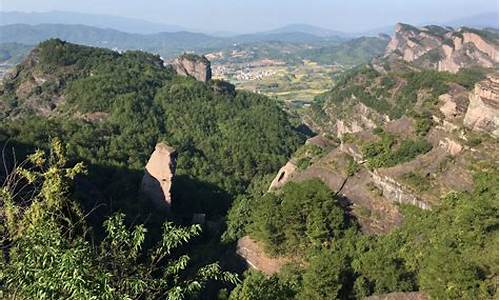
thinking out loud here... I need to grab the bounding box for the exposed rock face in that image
[171,54,212,82]
[438,138,463,156]
[236,236,287,275]
[327,102,384,138]
[371,170,431,210]
[1,47,65,117]
[385,23,498,73]
[141,143,177,210]
[268,161,297,191]
[386,24,444,62]
[364,292,428,300]
[464,75,499,136]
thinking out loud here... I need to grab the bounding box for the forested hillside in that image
[0,39,306,298]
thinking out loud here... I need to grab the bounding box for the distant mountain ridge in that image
[0,10,187,34]
[0,23,347,60]
[263,23,350,38]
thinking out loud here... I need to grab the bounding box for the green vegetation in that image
[292,143,325,170]
[227,167,498,299]
[361,131,432,169]
[300,37,388,66]
[1,40,305,298]
[401,172,431,192]
[346,155,360,176]
[1,39,304,219]
[0,140,237,299]
[229,271,296,300]
[2,36,498,300]
[313,66,488,123]
[411,111,433,136]
[248,179,353,255]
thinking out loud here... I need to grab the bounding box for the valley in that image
[211,58,339,103]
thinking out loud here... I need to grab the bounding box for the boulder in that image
[268,161,297,191]
[141,143,177,210]
[171,53,212,82]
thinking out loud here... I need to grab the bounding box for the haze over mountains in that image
[0,10,188,34]
[1,10,498,37]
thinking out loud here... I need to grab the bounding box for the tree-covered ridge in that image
[1,39,172,115]
[299,36,389,66]
[0,39,304,219]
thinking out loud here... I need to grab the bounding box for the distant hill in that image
[300,36,389,65]
[0,10,187,34]
[0,43,32,65]
[0,23,349,59]
[264,24,349,38]
[231,31,339,44]
[0,23,230,58]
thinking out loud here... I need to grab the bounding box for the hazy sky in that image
[1,0,498,32]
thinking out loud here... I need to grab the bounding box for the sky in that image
[1,0,498,33]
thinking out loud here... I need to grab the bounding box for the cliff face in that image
[171,54,212,82]
[141,143,177,210]
[385,24,498,73]
[464,75,499,136]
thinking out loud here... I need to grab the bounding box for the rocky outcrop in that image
[141,143,177,210]
[438,138,463,156]
[364,292,428,300]
[464,75,499,136]
[371,170,431,210]
[386,24,444,62]
[236,236,287,275]
[305,135,332,149]
[327,102,385,138]
[268,161,297,191]
[438,31,499,73]
[171,54,212,82]
[385,24,498,73]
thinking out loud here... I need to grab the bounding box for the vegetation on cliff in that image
[228,167,498,299]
